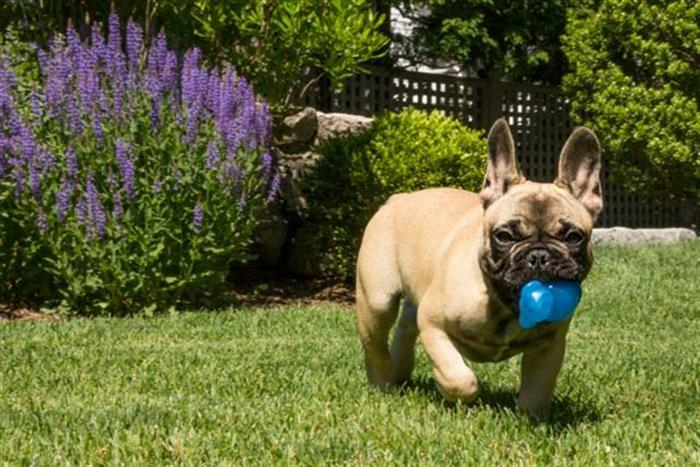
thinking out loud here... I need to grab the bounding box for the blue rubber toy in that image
[518,280,582,329]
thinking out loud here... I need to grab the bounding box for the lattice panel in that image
[389,71,481,126]
[331,70,393,116]
[499,85,572,183]
[299,67,692,228]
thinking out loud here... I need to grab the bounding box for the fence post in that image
[480,79,504,130]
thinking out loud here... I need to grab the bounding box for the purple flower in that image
[193,202,203,234]
[115,139,135,200]
[92,112,104,145]
[56,177,73,221]
[13,125,36,166]
[75,198,87,224]
[86,172,106,239]
[68,95,83,135]
[108,12,121,51]
[206,141,219,170]
[66,22,82,62]
[36,48,48,77]
[90,22,108,65]
[13,167,24,200]
[223,118,241,157]
[145,31,169,127]
[107,13,126,73]
[65,146,78,179]
[205,69,220,115]
[29,162,42,201]
[266,173,281,203]
[1,11,276,249]
[112,191,123,220]
[0,57,17,96]
[261,151,273,180]
[0,135,9,179]
[253,101,272,148]
[106,13,127,118]
[182,48,204,143]
[30,89,41,121]
[150,32,168,72]
[125,19,143,77]
[36,209,48,233]
[162,51,179,95]
[43,37,72,120]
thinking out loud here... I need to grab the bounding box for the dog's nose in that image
[526,249,551,269]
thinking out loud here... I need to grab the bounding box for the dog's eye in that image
[494,230,515,244]
[565,230,585,245]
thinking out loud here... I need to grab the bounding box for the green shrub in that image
[562,0,700,211]
[302,108,486,277]
[0,14,277,315]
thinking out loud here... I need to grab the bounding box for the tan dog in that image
[355,118,602,416]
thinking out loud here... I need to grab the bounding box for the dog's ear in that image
[479,118,525,208]
[554,127,603,221]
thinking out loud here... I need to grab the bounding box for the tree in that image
[563,0,700,211]
[159,0,390,110]
[390,0,570,85]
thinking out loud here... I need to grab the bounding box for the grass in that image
[1,242,699,465]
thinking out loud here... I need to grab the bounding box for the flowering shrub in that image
[0,14,278,315]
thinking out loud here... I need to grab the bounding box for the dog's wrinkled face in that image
[478,119,603,312]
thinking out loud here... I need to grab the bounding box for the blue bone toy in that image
[518,280,582,329]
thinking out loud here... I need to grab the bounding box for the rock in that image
[273,107,319,146]
[264,110,373,275]
[277,150,320,181]
[316,112,373,143]
[250,208,289,267]
[277,168,307,213]
[592,227,697,245]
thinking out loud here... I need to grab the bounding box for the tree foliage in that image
[391,0,570,85]
[177,0,389,109]
[563,0,700,210]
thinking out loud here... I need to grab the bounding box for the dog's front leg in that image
[517,324,569,418]
[419,311,479,403]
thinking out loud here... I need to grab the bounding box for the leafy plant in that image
[563,0,700,211]
[178,0,390,109]
[302,108,486,277]
[0,14,278,315]
[389,0,571,85]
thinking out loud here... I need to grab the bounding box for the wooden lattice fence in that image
[303,67,692,228]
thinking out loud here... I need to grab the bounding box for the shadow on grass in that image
[394,375,602,432]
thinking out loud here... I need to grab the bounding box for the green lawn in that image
[1,242,699,465]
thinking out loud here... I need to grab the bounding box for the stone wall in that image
[592,227,697,245]
[250,108,372,274]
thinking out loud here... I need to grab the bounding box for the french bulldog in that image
[355,118,602,416]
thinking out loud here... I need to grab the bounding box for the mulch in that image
[0,302,62,322]
[1,275,355,321]
[228,276,355,308]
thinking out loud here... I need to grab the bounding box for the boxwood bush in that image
[302,108,486,277]
[0,14,278,315]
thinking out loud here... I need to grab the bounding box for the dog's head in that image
[478,119,603,312]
